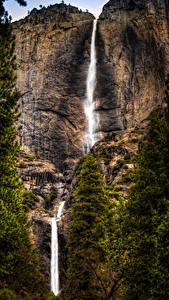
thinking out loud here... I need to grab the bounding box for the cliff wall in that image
[13,4,94,173]
[13,4,94,287]
[14,0,169,171]
[97,0,169,133]
[13,0,169,291]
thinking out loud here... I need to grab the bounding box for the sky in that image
[4,0,109,21]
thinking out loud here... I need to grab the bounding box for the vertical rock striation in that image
[97,0,169,134]
[13,4,95,290]
[13,0,169,292]
[13,4,94,172]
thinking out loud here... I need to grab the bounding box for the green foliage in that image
[0,4,50,299]
[0,0,27,18]
[119,78,169,299]
[152,211,169,298]
[35,152,41,159]
[0,288,23,300]
[118,170,134,184]
[19,162,27,168]
[64,153,125,300]
[98,149,112,165]
[44,187,58,209]
[46,292,60,299]
[24,154,34,161]
[17,150,34,161]
[23,190,40,211]
[0,11,26,289]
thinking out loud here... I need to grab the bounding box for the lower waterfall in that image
[51,201,65,295]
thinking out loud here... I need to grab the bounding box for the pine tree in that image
[120,78,169,299]
[0,0,26,17]
[64,153,114,300]
[0,2,49,299]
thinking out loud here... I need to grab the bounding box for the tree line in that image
[1,0,169,299]
[63,81,169,299]
[0,0,57,299]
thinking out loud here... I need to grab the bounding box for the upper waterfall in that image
[84,19,99,153]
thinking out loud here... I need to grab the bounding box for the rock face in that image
[13,0,169,293]
[13,4,94,172]
[13,5,95,288]
[14,0,169,169]
[17,151,68,286]
[96,0,169,133]
[30,212,51,287]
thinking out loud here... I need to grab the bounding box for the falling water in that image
[51,201,65,295]
[84,19,99,153]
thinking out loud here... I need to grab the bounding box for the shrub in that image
[118,171,134,184]
[23,190,40,211]
[25,154,34,161]
[44,187,58,209]
[0,289,22,300]
[19,162,27,168]
[35,152,41,159]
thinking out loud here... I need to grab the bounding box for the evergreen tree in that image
[0,2,49,299]
[120,79,169,299]
[0,0,26,17]
[64,153,114,300]
[0,288,23,299]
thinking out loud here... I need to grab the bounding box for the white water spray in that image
[84,19,99,153]
[51,201,65,295]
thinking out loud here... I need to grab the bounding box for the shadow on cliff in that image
[96,22,127,132]
[39,22,93,171]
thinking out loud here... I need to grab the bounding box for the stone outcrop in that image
[96,0,169,133]
[14,0,169,175]
[17,151,68,285]
[13,6,94,286]
[30,211,51,287]
[13,4,94,173]
[13,0,169,293]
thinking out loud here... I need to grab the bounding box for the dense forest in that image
[0,0,169,299]
[63,93,169,299]
[0,0,57,299]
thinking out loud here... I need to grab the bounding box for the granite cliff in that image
[13,0,169,292]
[13,3,94,172]
[14,0,169,172]
[13,3,94,287]
[97,0,169,133]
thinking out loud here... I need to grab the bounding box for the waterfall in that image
[51,201,65,295]
[84,19,99,153]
